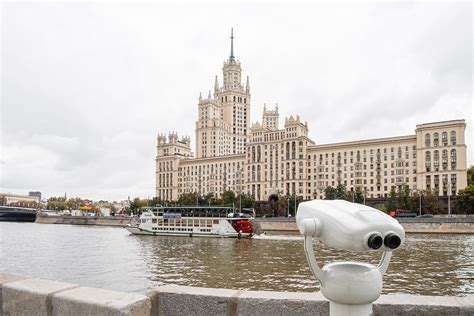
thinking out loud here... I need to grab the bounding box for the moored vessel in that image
[0,206,37,222]
[126,206,253,238]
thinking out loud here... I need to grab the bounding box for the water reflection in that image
[132,233,473,296]
[1,223,472,296]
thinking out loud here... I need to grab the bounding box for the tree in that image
[456,185,474,214]
[66,198,79,210]
[220,190,236,206]
[202,193,215,206]
[276,194,288,216]
[47,197,67,211]
[335,184,348,200]
[397,185,412,210]
[422,189,439,214]
[354,188,364,204]
[411,191,421,214]
[467,166,474,186]
[177,193,199,206]
[324,186,337,200]
[150,197,162,206]
[239,193,255,209]
[387,187,397,211]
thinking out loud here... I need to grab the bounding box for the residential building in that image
[155,31,468,202]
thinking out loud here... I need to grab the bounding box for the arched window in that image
[251,165,255,182]
[286,142,290,160]
[450,149,457,170]
[433,150,439,171]
[257,146,261,162]
[291,142,296,159]
[442,132,448,146]
[450,131,456,145]
[442,149,448,170]
[425,133,431,147]
[425,151,431,172]
[433,133,439,147]
[251,146,255,162]
[257,165,261,181]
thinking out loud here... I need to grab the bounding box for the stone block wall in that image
[1,274,472,315]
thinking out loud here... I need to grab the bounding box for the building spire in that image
[214,75,219,93]
[229,28,235,61]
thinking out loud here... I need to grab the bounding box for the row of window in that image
[424,131,456,147]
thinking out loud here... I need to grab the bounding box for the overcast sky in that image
[1,2,472,202]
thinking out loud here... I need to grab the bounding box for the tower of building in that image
[195,28,251,158]
[262,104,279,130]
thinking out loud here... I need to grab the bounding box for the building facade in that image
[0,193,40,206]
[156,33,468,202]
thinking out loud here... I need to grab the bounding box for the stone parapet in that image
[1,274,472,315]
[0,274,150,316]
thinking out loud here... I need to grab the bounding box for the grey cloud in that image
[1,2,471,201]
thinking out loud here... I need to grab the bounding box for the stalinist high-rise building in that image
[196,29,251,158]
[156,30,468,203]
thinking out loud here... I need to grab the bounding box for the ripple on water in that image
[1,223,472,296]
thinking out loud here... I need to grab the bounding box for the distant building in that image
[1,193,40,206]
[28,191,42,201]
[155,31,468,202]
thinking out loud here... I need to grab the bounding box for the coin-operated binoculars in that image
[296,200,405,316]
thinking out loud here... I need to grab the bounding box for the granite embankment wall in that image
[254,217,474,234]
[35,213,474,234]
[1,274,473,316]
[35,213,132,227]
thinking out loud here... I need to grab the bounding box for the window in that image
[450,149,457,170]
[433,150,439,171]
[425,133,431,147]
[442,149,448,170]
[450,131,456,145]
[433,133,439,147]
[425,151,431,172]
[442,132,448,146]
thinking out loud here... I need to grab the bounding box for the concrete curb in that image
[1,274,472,315]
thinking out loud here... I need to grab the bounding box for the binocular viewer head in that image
[296,199,405,252]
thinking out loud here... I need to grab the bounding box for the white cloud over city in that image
[1,2,472,201]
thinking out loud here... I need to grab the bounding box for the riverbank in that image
[1,273,472,315]
[35,212,474,234]
[253,217,474,234]
[35,212,132,227]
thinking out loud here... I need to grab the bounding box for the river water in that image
[0,222,472,296]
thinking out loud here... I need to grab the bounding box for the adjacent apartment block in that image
[156,32,468,202]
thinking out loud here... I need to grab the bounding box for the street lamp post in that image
[294,193,297,217]
[287,196,290,217]
[416,189,422,216]
[447,181,452,216]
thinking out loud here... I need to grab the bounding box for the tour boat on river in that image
[126,206,253,238]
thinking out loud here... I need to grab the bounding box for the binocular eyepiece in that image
[367,233,401,250]
[384,233,402,249]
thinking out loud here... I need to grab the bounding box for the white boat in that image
[126,206,253,238]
